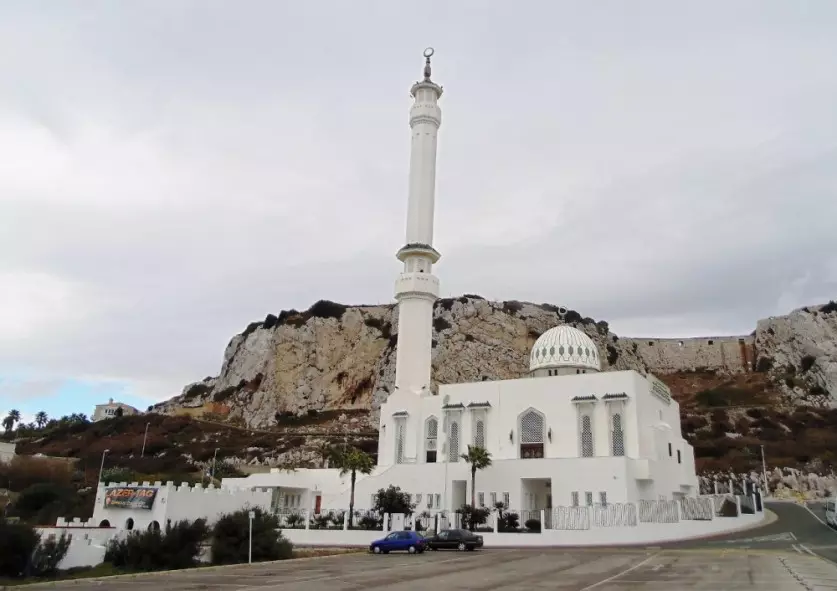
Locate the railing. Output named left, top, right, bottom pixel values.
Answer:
left=549, top=506, right=590, bottom=530
left=638, top=500, right=679, bottom=524
left=591, top=502, right=637, bottom=527
left=274, top=509, right=306, bottom=529
left=680, top=497, right=713, bottom=521
left=309, top=509, right=345, bottom=530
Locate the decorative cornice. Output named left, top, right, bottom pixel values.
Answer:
left=392, top=411, right=409, bottom=417
left=602, top=393, right=629, bottom=401
left=442, top=403, right=465, bottom=410
left=396, top=243, right=441, bottom=263
left=466, top=402, right=492, bottom=408
left=571, top=395, right=598, bottom=403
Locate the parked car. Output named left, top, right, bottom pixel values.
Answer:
left=826, top=497, right=836, bottom=528
left=424, top=528, right=484, bottom=551
left=369, top=530, right=426, bottom=554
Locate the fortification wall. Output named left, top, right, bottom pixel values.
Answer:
left=625, top=335, right=755, bottom=374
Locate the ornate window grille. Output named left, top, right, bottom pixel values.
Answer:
left=395, top=417, right=406, bottom=464
left=519, top=408, right=545, bottom=458
left=585, top=491, right=593, bottom=506
left=571, top=492, right=579, bottom=507
left=611, top=413, right=625, bottom=457
left=580, top=414, right=594, bottom=457
left=448, top=421, right=460, bottom=462
left=434, top=494, right=441, bottom=508
left=490, top=492, right=497, bottom=506
left=599, top=491, right=608, bottom=505
left=503, top=492, right=510, bottom=507
left=471, top=408, right=487, bottom=448
left=425, top=417, right=438, bottom=463
left=478, top=492, right=485, bottom=507
left=415, top=494, right=422, bottom=505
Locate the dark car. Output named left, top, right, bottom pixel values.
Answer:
left=424, top=528, right=484, bottom=551
left=369, top=530, right=426, bottom=554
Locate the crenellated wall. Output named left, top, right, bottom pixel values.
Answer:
left=625, top=335, right=755, bottom=374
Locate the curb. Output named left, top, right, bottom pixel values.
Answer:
left=0, top=550, right=363, bottom=590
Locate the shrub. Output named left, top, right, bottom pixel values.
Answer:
left=719, top=499, right=739, bottom=517
left=800, top=355, right=816, bottom=372
left=502, top=300, right=524, bottom=314
left=210, top=508, right=292, bottom=565
left=0, top=519, right=40, bottom=578
left=0, top=456, right=73, bottom=493
left=755, top=357, right=773, bottom=372
left=457, top=504, right=490, bottom=530
left=524, top=518, right=541, bottom=532
left=433, top=317, right=452, bottom=332
left=564, top=310, right=582, bottom=324
left=821, top=300, right=837, bottom=314
left=307, top=300, right=347, bottom=320
left=30, top=533, right=71, bottom=577
left=105, top=519, right=208, bottom=572
left=606, top=344, right=619, bottom=365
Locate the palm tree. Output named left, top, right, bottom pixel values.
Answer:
left=461, top=445, right=492, bottom=509
left=3, top=410, right=21, bottom=433
left=336, top=447, right=374, bottom=528
left=35, top=411, right=48, bottom=428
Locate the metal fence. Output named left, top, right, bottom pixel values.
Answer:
left=549, top=506, right=590, bottom=530
left=680, top=497, right=713, bottom=521
left=591, top=502, right=637, bottom=527
left=638, top=500, right=679, bottom=524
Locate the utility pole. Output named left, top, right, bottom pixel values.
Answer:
left=248, top=510, right=255, bottom=564
left=140, top=422, right=150, bottom=457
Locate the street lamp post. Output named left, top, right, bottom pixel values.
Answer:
left=98, top=449, right=110, bottom=482
left=141, top=422, right=150, bottom=457
left=760, top=445, right=769, bottom=497
left=210, top=448, right=219, bottom=482
left=248, top=510, right=255, bottom=564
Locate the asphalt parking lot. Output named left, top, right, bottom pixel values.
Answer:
left=37, top=547, right=837, bottom=590
left=25, top=501, right=837, bottom=590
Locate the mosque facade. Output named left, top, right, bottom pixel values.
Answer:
left=224, top=49, right=699, bottom=516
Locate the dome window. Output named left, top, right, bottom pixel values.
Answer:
left=549, top=346, right=555, bottom=356
left=568, top=346, right=574, bottom=356
left=559, top=346, right=565, bottom=355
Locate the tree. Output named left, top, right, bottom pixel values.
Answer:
left=210, top=508, right=292, bottom=565
left=105, top=519, right=208, bottom=571
left=372, top=485, right=414, bottom=516
left=115, top=407, right=124, bottom=418
left=0, top=518, right=39, bottom=578
left=461, top=445, right=492, bottom=511
left=3, top=410, right=21, bottom=433
left=335, top=447, right=374, bottom=528
left=35, top=412, right=48, bottom=429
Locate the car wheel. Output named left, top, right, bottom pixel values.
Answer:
left=372, top=546, right=381, bottom=554
left=408, top=545, right=417, bottom=554
left=458, top=542, right=466, bottom=551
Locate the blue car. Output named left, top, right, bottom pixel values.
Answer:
left=369, top=530, right=426, bottom=554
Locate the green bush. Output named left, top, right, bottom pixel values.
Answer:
left=105, top=519, right=208, bottom=572
left=0, top=518, right=39, bottom=578
left=210, top=508, right=292, bottom=565
left=30, top=533, right=71, bottom=577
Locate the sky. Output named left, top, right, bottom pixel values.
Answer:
left=1, top=1, right=836, bottom=421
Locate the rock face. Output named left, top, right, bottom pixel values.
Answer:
left=155, top=297, right=837, bottom=427
left=154, top=297, right=646, bottom=428
left=754, top=302, right=837, bottom=406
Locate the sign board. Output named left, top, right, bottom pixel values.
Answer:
left=647, top=374, right=672, bottom=405
left=248, top=511, right=255, bottom=519
left=104, top=487, right=158, bottom=510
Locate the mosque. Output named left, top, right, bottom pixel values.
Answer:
left=224, top=49, right=699, bottom=516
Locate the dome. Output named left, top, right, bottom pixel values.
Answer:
left=529, top=325, right=601, bottom=373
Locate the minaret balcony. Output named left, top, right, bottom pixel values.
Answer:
left=394, top=273, right=439, bottom=299
left=396, top=243, right=441, bottom=264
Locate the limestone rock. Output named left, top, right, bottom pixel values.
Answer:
left=755, top=302, right=837, bottom=406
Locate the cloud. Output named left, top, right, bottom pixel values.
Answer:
left=1, top=0, right=836, bottom=414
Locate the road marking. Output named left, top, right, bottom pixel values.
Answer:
left=793, top=544, right=802, bottom=553
left=579, top=552, right=659, bottom=591
left=790, top=531, right=798, bottom=541
left=801, top=502, right=837, bottom=535
left=799, top=544, right=818, bottom=557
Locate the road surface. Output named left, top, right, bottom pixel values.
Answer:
left=23, top=501, right=837, bottom=590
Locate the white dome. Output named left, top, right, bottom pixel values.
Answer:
left=529, top=325, right=601, bottom=373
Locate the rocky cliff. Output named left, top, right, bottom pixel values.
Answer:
left=153, top=297, right=646, bottom=427
left=155, top=297, right=837, bottom=427
left=754, top=301, right=837, bottom=406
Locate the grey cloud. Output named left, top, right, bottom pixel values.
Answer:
left=1, top=0, right=835, bottom=403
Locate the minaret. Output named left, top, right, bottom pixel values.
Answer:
left=393, top=48, right=443, bottom=397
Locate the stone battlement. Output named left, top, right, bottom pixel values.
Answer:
left=625, top=335, right=755, bottom=374
left=100, top=481, right=269, bottom=494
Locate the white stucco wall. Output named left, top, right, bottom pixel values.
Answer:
left=90, top=481, right=271, bottom=531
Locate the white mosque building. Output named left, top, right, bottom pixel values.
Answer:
left=224, top=49, right=699, bottom=516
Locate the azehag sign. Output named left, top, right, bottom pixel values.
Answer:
left=104, top=487, right=158, bottom=510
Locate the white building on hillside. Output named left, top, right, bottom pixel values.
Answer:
left=224, top=49, right=699, bottom=516
left=0, top=441, right=16, bottom=464
left=92, top=399, right=141, bottom=422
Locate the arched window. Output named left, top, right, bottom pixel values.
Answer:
left=475, top=420, right=485, bottom=448
left=425, top=417, right=438, bottom=463
left=125, top=518, right=134, bottom=531
left=395, top=418, right=406, bottom=464
left=580, top=414, right=594, bottom=457
left=98, top=519, right=110, bottom=528
left=611, top=413, right=625, bottom=456
left=448, top=421, right=460, bottom=462
left=519, top=409, right=545, bottom=458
